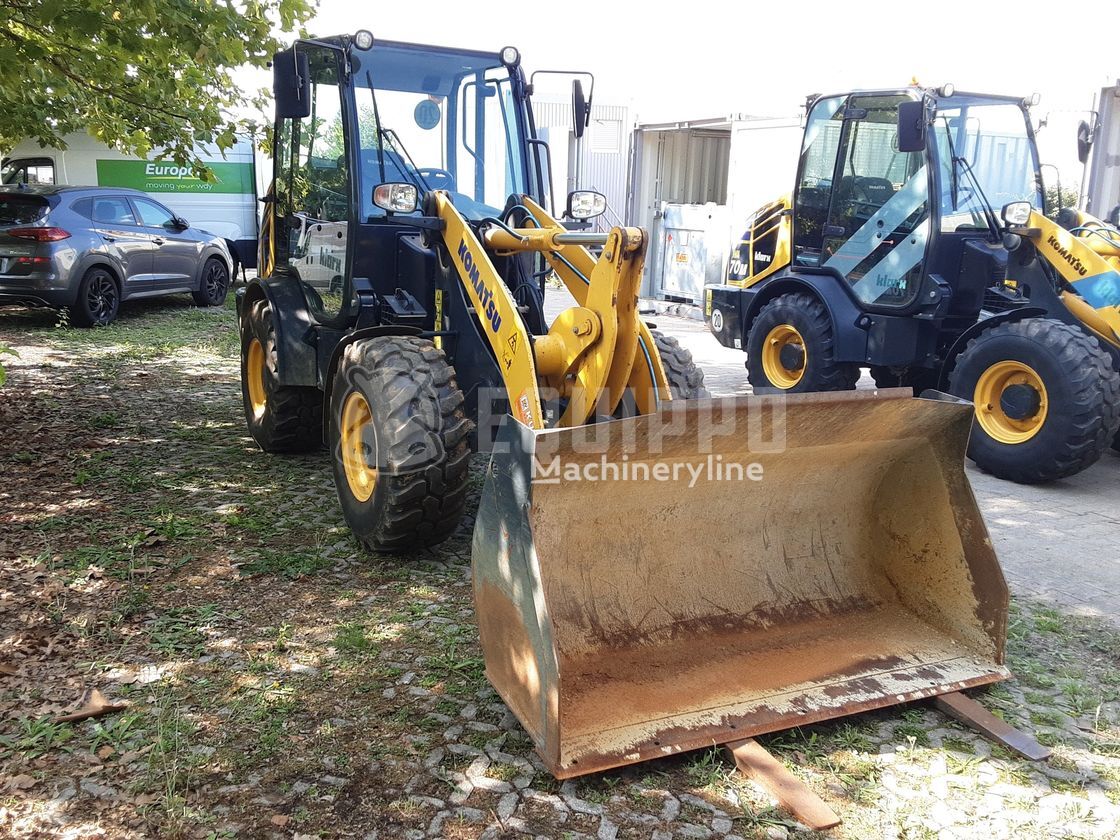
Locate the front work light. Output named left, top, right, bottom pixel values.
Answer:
left=353, top=30, right=374, bottom=50
left=373, top=183, right=419, bottom=214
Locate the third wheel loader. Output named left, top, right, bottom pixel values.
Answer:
left=240, top=39, right=1040, bottom=790
left=707, top=87, right=1120, bottom=484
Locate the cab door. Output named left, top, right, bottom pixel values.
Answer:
left=271, top=44, right=352, bottom=323
left=819, top=95, right=931, bottom=309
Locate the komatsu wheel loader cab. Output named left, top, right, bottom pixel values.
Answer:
left=240, top=43, right=1028, bottom=785
left=707, top=87, right=1120, bottom=483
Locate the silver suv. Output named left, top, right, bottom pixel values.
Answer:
left=0, top=185, right=233, bottom=326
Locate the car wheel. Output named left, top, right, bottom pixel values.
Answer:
left=70, top=268, right=120, bottom=327
left=193, top=258, right=230, bottom=307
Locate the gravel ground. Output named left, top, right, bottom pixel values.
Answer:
left=1, top=296, right=1119, bottom=839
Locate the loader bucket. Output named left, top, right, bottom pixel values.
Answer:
left=472, top=389, right=1009, bottom=778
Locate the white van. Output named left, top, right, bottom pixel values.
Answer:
left=1, top=132, right=260, bottom=271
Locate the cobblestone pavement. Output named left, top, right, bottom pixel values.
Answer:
left=552, top=291, right=1120, bottom=629
left=1, top=298, right=1119, bottom=840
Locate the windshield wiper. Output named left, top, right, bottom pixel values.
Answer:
left=381, top=129, right=433, bottom=194
left=955, top=155, right=1000, bottom=241
left=939, top=117, right=999, bottom=240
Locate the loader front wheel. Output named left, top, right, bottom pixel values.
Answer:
left=747, top=293, right=859, bottom=393
left=949, top=318, right=1120, bottom=483
left=650, top=329, right=709, bottom=399
left=329, top=336, right=473, bottom=553
left=241, top=297, right=322, bottom=453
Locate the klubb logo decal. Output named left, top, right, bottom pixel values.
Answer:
left=457, top=239, right=502, bottom=332
left=95, top=160, right=253, bottom=195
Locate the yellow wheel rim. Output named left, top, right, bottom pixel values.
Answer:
left=974, top=360, right=1048, bottom=444
left=761, top=324, right=807, bottom=389
left=246, top=338, right=267, bottom=419
left=340, top=391, right=378, bottom=503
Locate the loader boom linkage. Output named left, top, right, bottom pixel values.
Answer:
left=435, top=192, right=671, bottom=428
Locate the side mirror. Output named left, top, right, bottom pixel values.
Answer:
left=373, top=183, right=419, bottom=214
left=274, top=49, right=311, bottom=120
left=566, top=190, right=606, bottom=220
left=572, top=79, right=590, bottom=140
left=1001, top=201, right=1033, bottom=227
left=173, top=217, right=189, bottom=230
left=897, top=100, right=927, bottom=153
left=1077, top=120, right=1092, bottom=165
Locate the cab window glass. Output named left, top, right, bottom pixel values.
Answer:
left=92, top=196, right=137, bottom=225
left=1, top=157, right=55, bottom=185
left=133, top=198, right=175, bottom=227
left=793, top=96, right=844, bottom=263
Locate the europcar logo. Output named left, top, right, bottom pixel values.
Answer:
left=457, top=239, right=502, bottom=332
left=144, top=163, right=199, bottom=180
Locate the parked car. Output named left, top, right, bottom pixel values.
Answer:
left=0, top=185, right=233, bottom=326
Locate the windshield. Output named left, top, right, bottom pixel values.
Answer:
left=349, top=44, right=528, bottom=221
left=931, top=97, right=1042, bottom=232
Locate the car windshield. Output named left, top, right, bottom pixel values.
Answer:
left=0, top=194, right=48, bottom=226
left=348, top=43, right=527, bottom=221
left=931, top=97, right=1042, bottom=232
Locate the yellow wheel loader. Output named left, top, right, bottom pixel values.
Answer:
left=240, top=40, right=1041, bottom=795
left=707, top=88, right=1120, bottom=484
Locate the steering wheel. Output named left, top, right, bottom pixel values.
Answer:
left=417, top=168, right=456, bottom=191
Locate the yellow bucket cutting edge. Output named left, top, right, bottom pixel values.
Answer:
left=472, top=388, right=1008, bottom=778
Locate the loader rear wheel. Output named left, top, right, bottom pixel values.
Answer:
left=949, top=318, right=1120, bottom=483
left=241, top=297, right=323, bottom=453
left=329, top=336, right=473, bottom=553
left=747, top=293, right=859, bottom=393
left=650, top=329, right=709, bottom=399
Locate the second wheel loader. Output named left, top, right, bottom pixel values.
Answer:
left=707, top=87, right=1120, bottom=484
left=240, top=37, right=1032, bottom=784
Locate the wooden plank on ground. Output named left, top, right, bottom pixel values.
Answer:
left=934, top=690, right=1051, bottom=760
left=726, top=737, right=841, bottom=830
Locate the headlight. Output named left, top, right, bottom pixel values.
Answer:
left=373, top=183, right=419, bottom=214
left=566, top=190, right=607, bottom=220
left=1001, top=201, right=1033, bottom=227
left=353, top=30, right=374, bottom=51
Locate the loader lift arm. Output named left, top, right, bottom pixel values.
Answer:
left=433, top=192, right=672, bottom=429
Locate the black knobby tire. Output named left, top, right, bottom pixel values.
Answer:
left=746, top=292, right=859, bottom=392
left=650, top=329, right=709, bottom=399
left=70, top=267, right=120, bottom=327
left=240, top=297, right=322, bottom=453
left=329, top=336, right=473, bottom=553
left=948, top=317, right=1120, bottom=483
left=193, top=257, right=230, bottom=307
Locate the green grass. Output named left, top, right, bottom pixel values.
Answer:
left=1, top=717, right=76, bottom=759
left=148, top=604, right=219, bottom=657
left=334, top=622, right=375, bottom=655
left=240, top=548, right=332, bottom=579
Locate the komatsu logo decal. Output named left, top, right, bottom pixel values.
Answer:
left=1047, top=234, right=1088, bottom=277
left=457, top=239, right=502, bottom=332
